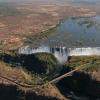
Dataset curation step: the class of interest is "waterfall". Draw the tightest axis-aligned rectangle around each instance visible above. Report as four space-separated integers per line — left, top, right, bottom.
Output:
18 46 50 54
18 46 100 63
69 47 100 56
18 46 69 63
50 47 69 63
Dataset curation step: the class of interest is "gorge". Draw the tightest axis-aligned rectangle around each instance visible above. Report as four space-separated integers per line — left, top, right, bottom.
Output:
19 46 100 63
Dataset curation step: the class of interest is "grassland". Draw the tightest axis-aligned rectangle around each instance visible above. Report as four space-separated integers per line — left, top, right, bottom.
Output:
0 52 66 100
0 1 99 99
56 56 100 98
0 52 59 84
0 2 96 51
65 56 100 71
63 56 100 81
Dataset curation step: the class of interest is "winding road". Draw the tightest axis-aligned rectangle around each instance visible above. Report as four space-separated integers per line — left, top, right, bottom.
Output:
0 62 100 87
50 62 100 83
0 74 36 88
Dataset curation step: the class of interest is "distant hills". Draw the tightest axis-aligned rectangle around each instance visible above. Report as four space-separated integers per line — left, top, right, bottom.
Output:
0 0 100 5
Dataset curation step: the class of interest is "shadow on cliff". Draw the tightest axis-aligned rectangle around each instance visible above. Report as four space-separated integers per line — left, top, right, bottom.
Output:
0 53 57 75
0 84 58 100
56 71 100 99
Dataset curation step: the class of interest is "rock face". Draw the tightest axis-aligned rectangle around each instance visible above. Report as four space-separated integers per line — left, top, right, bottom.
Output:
18 46 100 64
88 71 100 96
0 52 58 75
0 84 64 100
57 71 100 98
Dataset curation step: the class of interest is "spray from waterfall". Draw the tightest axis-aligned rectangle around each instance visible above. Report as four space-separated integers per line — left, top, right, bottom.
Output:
18 46 100 64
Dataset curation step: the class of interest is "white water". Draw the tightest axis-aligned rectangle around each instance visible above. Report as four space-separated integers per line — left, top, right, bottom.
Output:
69 47 100 56
18 46 100 63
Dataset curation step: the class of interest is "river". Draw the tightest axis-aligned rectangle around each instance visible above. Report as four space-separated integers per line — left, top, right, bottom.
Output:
40 15 100 47
19 13 100 100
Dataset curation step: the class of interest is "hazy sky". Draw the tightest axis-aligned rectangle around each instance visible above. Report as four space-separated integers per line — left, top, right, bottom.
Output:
0 0 51 1
0 0 99 3
0 0 71 3
0 0 99 2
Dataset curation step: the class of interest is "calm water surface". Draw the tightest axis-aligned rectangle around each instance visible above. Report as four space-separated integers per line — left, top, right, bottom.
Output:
41 16 100 47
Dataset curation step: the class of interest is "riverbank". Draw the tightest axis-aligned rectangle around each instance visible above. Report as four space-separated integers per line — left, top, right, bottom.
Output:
0 50 100 99
0 83 66 100
56 56 100 99
0 52 66 100
0 2 97 52
23 24 59 47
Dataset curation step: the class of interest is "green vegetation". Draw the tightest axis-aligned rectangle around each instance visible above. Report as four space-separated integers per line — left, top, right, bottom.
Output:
57 56 100 98
0 52 58 84
34 53 58 74
24 25 58 45
64 56 100 72
0 52 58 74
0 84 58 100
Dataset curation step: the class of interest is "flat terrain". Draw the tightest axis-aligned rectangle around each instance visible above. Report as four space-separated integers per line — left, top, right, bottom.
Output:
0 53 66 100
0 1 100 100
0 61 33 85
65 56 100 81
0 2 96 51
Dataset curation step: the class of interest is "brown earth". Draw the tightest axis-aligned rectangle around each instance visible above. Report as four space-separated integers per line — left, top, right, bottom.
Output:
63 56 100 95
0 61 32 85
0 61 67 100
0 3 96 51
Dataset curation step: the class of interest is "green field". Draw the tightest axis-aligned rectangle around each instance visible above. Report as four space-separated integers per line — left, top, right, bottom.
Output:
64 56 100 72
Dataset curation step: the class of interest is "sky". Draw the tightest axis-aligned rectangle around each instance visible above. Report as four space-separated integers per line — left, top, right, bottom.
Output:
0 0 50 1
0 0 70 3
0 0 100 3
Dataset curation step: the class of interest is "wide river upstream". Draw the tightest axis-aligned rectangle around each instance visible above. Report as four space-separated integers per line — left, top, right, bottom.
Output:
40 15 100 99
41 15 100 47
19 15 100 99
